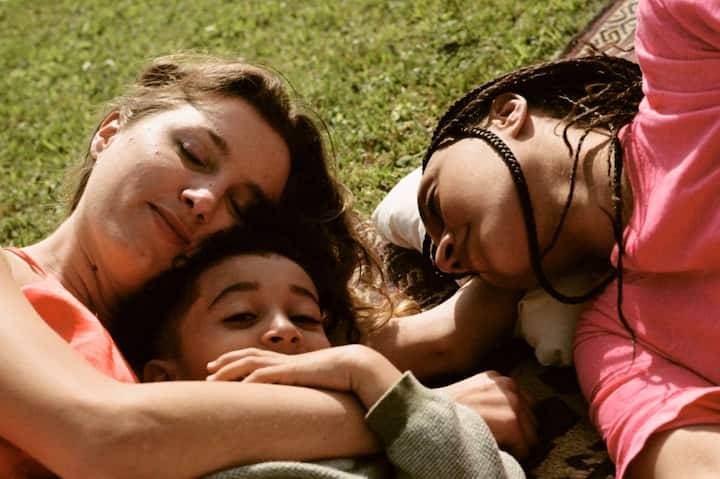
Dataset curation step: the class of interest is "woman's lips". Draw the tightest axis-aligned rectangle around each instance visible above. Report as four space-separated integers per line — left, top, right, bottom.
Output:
149 204 192 246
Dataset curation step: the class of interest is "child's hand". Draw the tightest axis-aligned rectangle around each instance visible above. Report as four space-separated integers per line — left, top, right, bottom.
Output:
206 345 402 409
437 371 537 459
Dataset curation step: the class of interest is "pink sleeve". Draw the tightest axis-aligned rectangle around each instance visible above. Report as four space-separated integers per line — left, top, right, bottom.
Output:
636 0 720 112
614 0 720 271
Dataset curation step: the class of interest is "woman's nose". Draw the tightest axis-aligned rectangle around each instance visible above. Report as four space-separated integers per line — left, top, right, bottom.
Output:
433 233 467 274
181 186 218 223
260 313 302 353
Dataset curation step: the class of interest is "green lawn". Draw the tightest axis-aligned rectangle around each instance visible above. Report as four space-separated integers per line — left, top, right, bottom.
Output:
0 0 608 245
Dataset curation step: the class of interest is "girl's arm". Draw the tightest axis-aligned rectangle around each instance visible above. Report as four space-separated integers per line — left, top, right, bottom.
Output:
363 276 523 381
0 256 378 479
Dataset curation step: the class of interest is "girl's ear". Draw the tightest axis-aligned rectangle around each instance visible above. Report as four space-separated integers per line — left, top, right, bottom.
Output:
89 111 122 160
143 359 179 382
488 93 529 138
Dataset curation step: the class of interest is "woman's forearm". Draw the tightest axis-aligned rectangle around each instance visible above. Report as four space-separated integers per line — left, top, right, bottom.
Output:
0 260 378 479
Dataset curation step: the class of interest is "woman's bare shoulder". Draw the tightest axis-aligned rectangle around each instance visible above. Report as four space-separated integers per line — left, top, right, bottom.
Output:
0 249 44 288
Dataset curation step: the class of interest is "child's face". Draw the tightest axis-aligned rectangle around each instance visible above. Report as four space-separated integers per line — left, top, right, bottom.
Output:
159 253 330 380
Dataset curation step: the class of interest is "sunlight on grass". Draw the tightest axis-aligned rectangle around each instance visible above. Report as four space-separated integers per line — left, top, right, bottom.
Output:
0 0 608 245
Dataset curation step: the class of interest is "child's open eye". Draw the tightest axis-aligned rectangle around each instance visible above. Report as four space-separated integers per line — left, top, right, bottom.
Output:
222 313 258 326
290 315 323 328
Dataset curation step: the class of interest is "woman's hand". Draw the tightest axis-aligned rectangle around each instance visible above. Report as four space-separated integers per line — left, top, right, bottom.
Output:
437 371 537 459
207 345 403 409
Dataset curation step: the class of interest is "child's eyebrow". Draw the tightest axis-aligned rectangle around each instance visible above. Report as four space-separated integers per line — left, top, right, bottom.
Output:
289 284 320 305
210 281 257 307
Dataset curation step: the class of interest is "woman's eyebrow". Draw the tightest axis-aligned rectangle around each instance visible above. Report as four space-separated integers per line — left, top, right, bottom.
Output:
203 127 229 156
210 281 257 307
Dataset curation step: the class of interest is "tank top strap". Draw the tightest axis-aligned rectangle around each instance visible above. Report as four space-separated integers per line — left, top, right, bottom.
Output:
2 247 47 277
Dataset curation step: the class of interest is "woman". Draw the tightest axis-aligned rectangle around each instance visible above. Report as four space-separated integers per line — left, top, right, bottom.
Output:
0 54 532 478
416 0 720 477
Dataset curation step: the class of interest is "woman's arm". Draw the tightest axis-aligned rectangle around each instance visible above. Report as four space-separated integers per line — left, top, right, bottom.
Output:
0 256 378 479
363 276 523 381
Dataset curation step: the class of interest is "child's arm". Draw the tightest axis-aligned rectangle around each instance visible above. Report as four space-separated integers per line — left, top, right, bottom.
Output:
368 372 526 479
208 344 535 461
207 344 402 409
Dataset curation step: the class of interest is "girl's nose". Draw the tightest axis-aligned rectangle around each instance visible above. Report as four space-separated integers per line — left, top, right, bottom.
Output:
260 313 302 353
433 233 467 274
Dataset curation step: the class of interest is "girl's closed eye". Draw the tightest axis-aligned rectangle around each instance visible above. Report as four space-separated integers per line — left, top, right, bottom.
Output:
429 186 443 224
424 185 444 239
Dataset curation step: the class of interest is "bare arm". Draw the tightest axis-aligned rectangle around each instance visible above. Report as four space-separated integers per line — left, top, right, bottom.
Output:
364 276 523 382
0 256 378 479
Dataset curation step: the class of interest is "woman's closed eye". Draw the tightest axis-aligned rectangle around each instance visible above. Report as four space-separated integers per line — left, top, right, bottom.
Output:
177 139 207 169
227 186 268 225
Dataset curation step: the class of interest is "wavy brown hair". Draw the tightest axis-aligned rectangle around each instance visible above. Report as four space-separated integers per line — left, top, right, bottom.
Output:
67 54 345 227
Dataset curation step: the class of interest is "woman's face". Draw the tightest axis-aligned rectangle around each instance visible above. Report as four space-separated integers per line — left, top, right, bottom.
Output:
418 137 536 288
170 253 330 380
80 96 291 288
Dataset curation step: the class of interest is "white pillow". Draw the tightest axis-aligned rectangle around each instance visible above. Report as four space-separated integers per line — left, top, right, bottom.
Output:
516 275 596 366
370 167 586 367
371 167 426 252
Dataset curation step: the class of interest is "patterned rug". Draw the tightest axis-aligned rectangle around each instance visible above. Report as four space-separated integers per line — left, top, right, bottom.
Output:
377 2 638 477
562 0 637 62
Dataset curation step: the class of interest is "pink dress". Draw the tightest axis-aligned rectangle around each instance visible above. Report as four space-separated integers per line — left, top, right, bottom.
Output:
574 1 720 477
0 248 137 478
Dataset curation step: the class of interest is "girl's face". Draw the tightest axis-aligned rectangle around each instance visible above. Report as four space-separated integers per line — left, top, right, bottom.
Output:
418 137 536 288
171 253 330 380
79 96 291 290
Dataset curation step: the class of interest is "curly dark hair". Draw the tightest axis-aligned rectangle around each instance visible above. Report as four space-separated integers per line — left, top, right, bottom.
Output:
422 55 643 338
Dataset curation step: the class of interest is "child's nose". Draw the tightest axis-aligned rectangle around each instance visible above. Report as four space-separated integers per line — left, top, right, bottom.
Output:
260 313 302 353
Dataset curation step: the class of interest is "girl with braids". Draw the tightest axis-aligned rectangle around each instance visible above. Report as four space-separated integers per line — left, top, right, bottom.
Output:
416 0 720 476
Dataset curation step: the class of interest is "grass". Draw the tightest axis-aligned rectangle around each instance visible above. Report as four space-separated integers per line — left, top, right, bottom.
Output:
0 0 608 246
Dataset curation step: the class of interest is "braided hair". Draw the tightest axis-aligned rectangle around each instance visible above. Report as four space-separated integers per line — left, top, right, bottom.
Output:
422 55 643 338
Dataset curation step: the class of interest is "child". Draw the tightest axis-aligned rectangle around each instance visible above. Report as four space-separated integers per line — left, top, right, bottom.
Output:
113 223 526 479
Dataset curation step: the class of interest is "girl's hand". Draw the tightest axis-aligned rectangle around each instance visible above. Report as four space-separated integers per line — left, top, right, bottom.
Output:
438 371 537 459
207 345 402 409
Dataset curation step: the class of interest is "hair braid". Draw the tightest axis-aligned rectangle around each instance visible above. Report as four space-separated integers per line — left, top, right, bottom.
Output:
422 54 642 313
